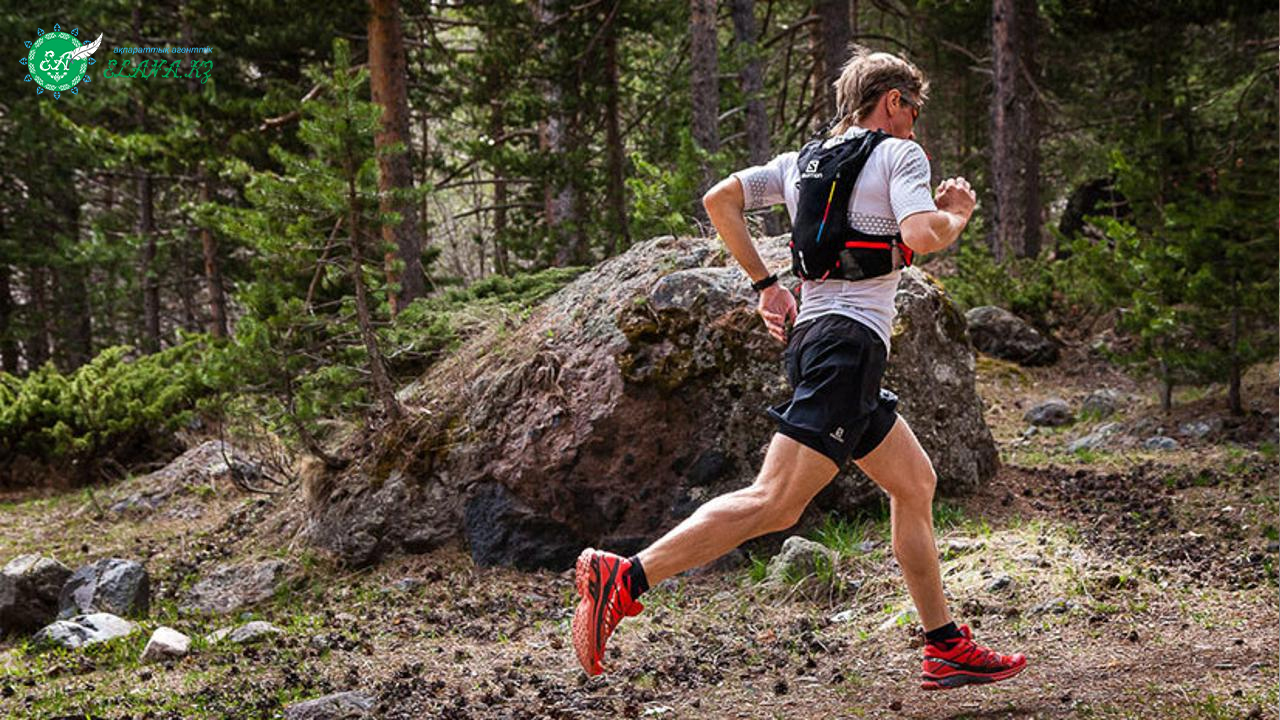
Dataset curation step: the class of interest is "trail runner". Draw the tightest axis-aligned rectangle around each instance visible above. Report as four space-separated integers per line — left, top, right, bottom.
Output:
572 47 1027 692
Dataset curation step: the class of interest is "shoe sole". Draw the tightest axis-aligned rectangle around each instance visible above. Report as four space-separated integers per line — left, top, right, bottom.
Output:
571 548 601 676
920 661 1027 690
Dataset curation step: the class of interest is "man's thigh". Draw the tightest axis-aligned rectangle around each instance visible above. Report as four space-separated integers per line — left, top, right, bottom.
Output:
754 433 841 511
852 414 936 501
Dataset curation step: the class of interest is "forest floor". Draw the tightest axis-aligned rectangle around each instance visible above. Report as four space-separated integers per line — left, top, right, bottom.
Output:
0 351 1276 719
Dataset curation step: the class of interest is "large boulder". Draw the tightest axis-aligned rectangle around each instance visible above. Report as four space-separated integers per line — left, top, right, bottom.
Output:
58 558 150 620
307 235 998 569
965 305 1059 366
0 555 72 634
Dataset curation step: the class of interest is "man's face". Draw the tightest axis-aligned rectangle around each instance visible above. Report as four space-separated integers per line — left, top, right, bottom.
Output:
885 89 919 141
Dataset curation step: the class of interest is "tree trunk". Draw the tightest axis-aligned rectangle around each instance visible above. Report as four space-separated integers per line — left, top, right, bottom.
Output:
24 267 50 370
1159 358 1173 414
490 103 510 276
200 173 229 337
690 0 720 223
731 0 781 236
0 263 17 373
51 181 91 370
990 0 1043 262
135 9 160 353
184 4 227 338
602 10 631 255
345 157 402 422
534 0 587 267
369 0 426 314
1228 294 1242 416
813 0 851 123
138 172 159 353
484 24 510 276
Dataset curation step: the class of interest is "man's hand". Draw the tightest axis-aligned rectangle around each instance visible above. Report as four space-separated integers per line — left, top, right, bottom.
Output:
757 284 797 344
934 177 976 220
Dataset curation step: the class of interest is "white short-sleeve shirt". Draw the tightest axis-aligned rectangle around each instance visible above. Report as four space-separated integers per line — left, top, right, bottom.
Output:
731 126 936 354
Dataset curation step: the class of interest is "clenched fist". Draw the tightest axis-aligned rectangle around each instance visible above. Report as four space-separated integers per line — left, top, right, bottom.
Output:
935 177 976 219
758 284 797 344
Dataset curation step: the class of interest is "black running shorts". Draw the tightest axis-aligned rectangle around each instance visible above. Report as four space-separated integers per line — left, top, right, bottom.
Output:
766 314 899 466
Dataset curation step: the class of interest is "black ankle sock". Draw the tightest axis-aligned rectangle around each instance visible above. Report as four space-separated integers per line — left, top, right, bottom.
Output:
925 621 963 645
625 556 649 598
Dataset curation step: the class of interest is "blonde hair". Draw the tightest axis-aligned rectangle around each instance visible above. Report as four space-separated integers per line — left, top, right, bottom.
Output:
830 46 930 136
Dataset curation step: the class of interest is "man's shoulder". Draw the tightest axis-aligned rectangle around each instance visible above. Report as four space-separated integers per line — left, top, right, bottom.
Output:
877 136 926 161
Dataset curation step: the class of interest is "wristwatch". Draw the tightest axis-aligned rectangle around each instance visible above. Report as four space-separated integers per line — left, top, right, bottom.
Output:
751 273 779 292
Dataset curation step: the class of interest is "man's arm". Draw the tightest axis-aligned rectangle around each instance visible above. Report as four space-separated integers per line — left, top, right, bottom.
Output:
899 177 976 255
702 177 772 284
702 176 797 344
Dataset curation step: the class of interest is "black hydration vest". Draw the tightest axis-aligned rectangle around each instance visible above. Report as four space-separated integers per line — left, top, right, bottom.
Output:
789 129 915 282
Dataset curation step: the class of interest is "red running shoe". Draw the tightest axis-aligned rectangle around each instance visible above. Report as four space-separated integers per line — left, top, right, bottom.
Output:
571 548 644 676
921 624 1027 690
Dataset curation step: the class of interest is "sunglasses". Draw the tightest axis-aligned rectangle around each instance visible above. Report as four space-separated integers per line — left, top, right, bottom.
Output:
900 92 920 122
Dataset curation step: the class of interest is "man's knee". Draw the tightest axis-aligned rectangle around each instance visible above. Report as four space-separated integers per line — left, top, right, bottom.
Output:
892 463 937 507
747 482 806 534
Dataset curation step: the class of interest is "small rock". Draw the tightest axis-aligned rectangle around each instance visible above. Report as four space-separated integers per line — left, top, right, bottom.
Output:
856 540 878 553
33 613 136 649
1178 419 1222 439
1142 436 1179 451
390 578 422 593
985 575 1013 593
0 555 72 633
182 560 294 615
141 626 190 663
58 558 150 620
829 609 857 624
1066 422 1123 452
877 609 917 632
641 707 674 718
1024 399 1074 427
765 537 837 586
889 700 903 712
207 620 284 645
283 691 375 720
1081 389 1120 418
1030 598 1072 615
945 538 984 554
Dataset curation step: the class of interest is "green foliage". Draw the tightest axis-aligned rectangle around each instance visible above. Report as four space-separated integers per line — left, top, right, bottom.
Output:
941 233 1101 330
0 337 223 473
204 39 410 443
378 266 586 376
810 513 877 557
626 129 730 240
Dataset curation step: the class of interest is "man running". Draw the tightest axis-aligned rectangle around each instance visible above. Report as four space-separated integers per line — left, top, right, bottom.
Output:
572 47 1027 691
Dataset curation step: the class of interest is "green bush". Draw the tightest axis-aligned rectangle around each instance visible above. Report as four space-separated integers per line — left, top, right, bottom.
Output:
0 336 225 479
940 230 1111 331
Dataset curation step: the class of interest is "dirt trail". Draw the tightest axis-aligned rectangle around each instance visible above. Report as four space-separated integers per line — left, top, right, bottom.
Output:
0 361 1275 719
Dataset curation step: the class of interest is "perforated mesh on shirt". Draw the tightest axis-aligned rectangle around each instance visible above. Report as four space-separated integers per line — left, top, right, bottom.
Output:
849 212 899 235
744 172 771 208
